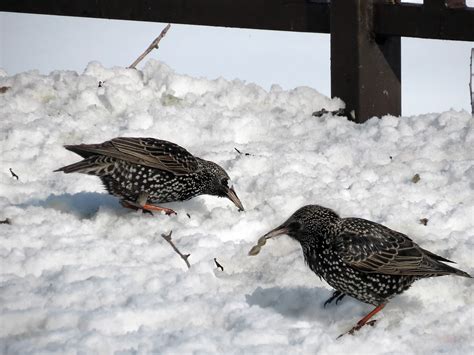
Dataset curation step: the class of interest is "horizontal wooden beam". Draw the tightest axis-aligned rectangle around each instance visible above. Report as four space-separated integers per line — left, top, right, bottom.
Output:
2 1 472 41
375 2 474 41
0 0 331 33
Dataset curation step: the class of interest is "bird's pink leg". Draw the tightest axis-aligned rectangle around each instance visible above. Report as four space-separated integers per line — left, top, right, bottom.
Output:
120 194 177 216
337 303 386 338
142 203 177 215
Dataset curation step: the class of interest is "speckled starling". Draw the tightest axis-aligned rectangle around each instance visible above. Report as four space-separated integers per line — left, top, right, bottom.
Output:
55 137 244 214
251 205 471 336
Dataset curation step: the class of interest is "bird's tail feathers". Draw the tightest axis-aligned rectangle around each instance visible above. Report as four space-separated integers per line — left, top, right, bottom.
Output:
420 248 456 264
54 156 115 176
451 267 472 278
63 144 105 158
438 261 472 278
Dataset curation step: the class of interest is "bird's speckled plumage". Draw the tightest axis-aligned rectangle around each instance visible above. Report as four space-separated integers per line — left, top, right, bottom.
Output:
55 137 244 211
259 205 471 306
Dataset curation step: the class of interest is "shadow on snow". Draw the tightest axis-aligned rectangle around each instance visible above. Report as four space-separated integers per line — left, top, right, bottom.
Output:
22 192 211 219
245 285 421 324
246 286 362 322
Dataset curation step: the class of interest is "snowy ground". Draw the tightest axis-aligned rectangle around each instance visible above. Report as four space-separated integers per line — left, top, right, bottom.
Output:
0 61 473 354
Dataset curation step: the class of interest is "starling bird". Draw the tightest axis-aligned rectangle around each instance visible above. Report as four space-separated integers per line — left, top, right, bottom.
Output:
251 205 471 336
55 137 244 214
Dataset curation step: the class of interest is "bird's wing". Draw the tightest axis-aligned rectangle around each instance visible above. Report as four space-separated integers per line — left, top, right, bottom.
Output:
332 218 462 276
65 137 199 175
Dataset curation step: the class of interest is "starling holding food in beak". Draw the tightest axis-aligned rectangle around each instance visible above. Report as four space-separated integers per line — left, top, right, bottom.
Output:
250 205 471 337
55 137 244 215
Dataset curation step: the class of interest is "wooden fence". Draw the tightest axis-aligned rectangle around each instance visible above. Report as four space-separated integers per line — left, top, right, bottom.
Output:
1 0 473 122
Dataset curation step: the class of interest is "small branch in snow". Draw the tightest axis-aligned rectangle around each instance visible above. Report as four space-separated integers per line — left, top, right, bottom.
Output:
214 258 224 271
9 168 19 180
0 86 10 94
0 218 11 225
234 147 252 156
419 218 429 226
161 231 191 269
411 173 421 183
470 48 473 115
312 108 346 118
128 24 171 69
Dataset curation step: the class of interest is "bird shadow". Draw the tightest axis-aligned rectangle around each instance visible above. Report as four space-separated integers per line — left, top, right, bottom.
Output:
246 285 425 330
246 286 362 323
21 192 213 219
23 192 124 219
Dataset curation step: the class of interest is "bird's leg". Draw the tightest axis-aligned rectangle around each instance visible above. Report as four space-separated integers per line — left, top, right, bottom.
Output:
121 199 153 215
142 203 177 216
335 292 346 305
324 291 346 308
121 192 177 216
337 304 386 339
135 192 154 215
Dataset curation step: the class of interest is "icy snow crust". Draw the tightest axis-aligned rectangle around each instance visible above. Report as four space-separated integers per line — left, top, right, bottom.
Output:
0 61 473 354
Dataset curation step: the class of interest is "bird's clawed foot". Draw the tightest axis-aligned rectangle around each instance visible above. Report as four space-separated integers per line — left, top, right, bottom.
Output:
338 319 378 339
142 203 177 216
120 199 177 216
324 291 346 308
337 304 385 339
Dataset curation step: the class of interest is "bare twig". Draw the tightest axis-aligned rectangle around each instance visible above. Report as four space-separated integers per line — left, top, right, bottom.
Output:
214 258 224 271
470 48 473 115
128 24 171 69
234 147 252 156
9 168 19 180
161 231 191 269
0 218 11 225
312 108 346 117
419 218 429 226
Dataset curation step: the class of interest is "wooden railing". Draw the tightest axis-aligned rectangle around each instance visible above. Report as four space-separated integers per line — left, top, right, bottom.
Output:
1 0 473 122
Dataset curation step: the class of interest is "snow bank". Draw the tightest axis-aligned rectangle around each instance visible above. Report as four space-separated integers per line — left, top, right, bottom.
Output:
0 61 472 354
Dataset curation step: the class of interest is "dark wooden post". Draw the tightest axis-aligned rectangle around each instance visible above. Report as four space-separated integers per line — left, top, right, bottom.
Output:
331 0 401 123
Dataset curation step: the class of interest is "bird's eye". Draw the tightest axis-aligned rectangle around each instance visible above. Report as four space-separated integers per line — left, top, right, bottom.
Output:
287 221 301 232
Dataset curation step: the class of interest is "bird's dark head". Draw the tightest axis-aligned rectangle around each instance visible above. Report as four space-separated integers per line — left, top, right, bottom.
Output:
199 159 244 211
254 205 340 245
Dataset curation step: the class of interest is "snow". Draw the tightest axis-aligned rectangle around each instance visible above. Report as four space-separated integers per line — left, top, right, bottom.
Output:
0 61 473 354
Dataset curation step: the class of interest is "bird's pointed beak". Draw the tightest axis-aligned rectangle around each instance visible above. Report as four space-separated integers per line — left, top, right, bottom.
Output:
225 186 244 211
261 225 289 240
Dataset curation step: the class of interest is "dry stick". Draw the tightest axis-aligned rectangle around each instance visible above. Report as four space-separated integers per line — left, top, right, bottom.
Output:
234 147 252 156
214 258 224 271
161 231 191 269
128 24 171 69
9 168 19 180
470 48 473 115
